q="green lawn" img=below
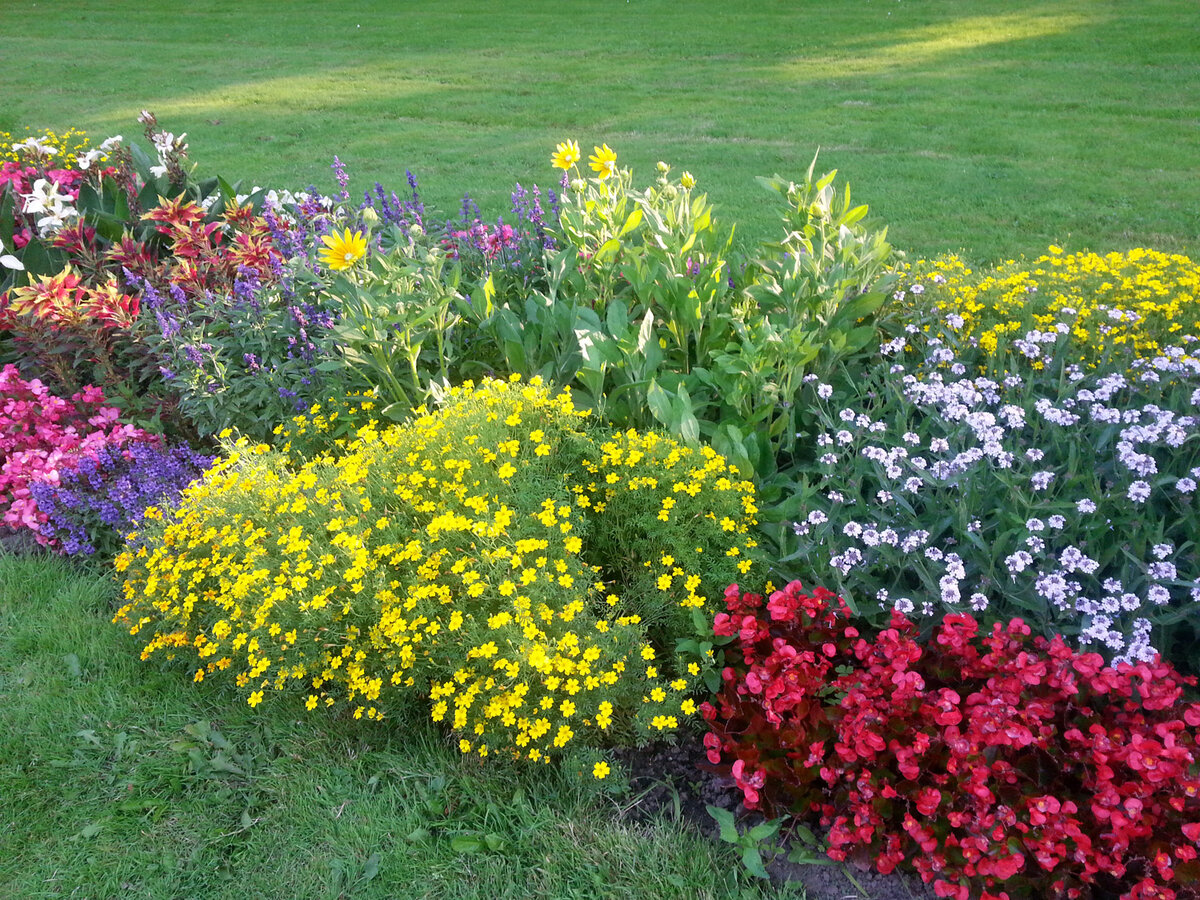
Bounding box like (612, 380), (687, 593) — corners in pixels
(0, 552), (795, 899)
(4, 0), (1198, 263)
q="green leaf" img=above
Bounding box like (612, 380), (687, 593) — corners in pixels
(129, 142), (157, 182)
(741, 846), (771, 880)
(645, 379), (673, 428)
(482, 272), (496, 312)
(206, 752), (245, 775)
(594, 237), (621, 264)
(706, 805), (739, 845)
(450, 835), (484, 854)
(483, 833), (506, 852)
(674, 385), (701, 446)
(606, 298), (630, 339)
(791, 824), (818, 845)
(361, 852), (380, 882)
(747, 819), (781, 842)
(619, 206), (644, 237)
(71, 823), (104, 841)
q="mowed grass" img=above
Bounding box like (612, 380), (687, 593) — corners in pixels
(3, 0), (1198, 262)
(0, 552), (796, 900)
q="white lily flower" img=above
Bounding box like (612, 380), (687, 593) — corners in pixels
(21, 178), (72, 216)
(11, 136), (57, 157)
(0, 238), (23, 271)
(98, 135), (123, 153)
(36, 210), (73, 233)
(76, 149), (105, 170)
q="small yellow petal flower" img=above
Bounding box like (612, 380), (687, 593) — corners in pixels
(588, 144), (617, 181)
(318, 228), (368, 271)
(593, 761), (611, 779)
(552, 139), (580, 170)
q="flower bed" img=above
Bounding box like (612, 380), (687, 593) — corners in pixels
(5, 118), (1200, 898)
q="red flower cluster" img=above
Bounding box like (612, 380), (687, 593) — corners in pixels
(702, 581), (1200, 900)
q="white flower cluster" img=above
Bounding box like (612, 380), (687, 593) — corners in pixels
(790, 306), (1200, 663)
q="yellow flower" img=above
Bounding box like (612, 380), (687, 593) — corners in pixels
(588, 144), (617, 181)
(247, 690), (264, 707)
(552, 140), (580, 170)
(593, 761), (611, 779)
(680, 171), (696, 189)
(318, 228), (368, 271)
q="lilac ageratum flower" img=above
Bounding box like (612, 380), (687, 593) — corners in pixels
(1127, 480), (1151, 503)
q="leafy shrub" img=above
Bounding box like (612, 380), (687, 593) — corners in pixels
(703, 580), (1200, 900)
(0, 364), (154, 542)
(907, 246), (1200, 364)
(0, 115), (294, 434)
(132, 261), (336, 440)
(454, 145), (898, 483)
(782, 270), (1200, 670)
(0, 265), (140, 395)
(113, 376), (761, 763)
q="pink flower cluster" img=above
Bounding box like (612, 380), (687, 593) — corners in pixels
(446, 220), (519, 260)
(0, 365), (153, 540)
(703, 580), (1200, 900)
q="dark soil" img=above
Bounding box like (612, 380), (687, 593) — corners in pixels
(615, 736), (937, 900)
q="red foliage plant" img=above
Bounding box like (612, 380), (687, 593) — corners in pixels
(701, 581), (1200, 900)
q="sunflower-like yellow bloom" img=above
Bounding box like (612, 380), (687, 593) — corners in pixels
(588, 144), (617, 181)
(680, 171), (696, 189)
(552, 139), (580, 170)
(318, 228), (368, 271)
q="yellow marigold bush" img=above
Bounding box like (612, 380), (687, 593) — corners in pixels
(908, 246), (1200, 361)
(113, 376), (761, 763)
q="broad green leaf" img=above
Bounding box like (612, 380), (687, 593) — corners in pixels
(742, 846), (771, 880)
(450, 835), (484, 854)
(645, 379), (673, 427)
(618, 206), (643, 237)
(747, 819), (781, 842)
(594, 237), (622, 264)
(482, 272), (495, 312)
(706, 805), (739, 845)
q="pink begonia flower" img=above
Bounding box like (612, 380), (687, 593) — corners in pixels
(0, 365), (155, 543)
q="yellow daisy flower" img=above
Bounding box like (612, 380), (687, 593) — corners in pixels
(588, 144), (617, 181)
(318, 228), (368, 271)
(680, 171), (696, 189)
(593, 761), (611, 779)
(552, 139), (580, 170)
